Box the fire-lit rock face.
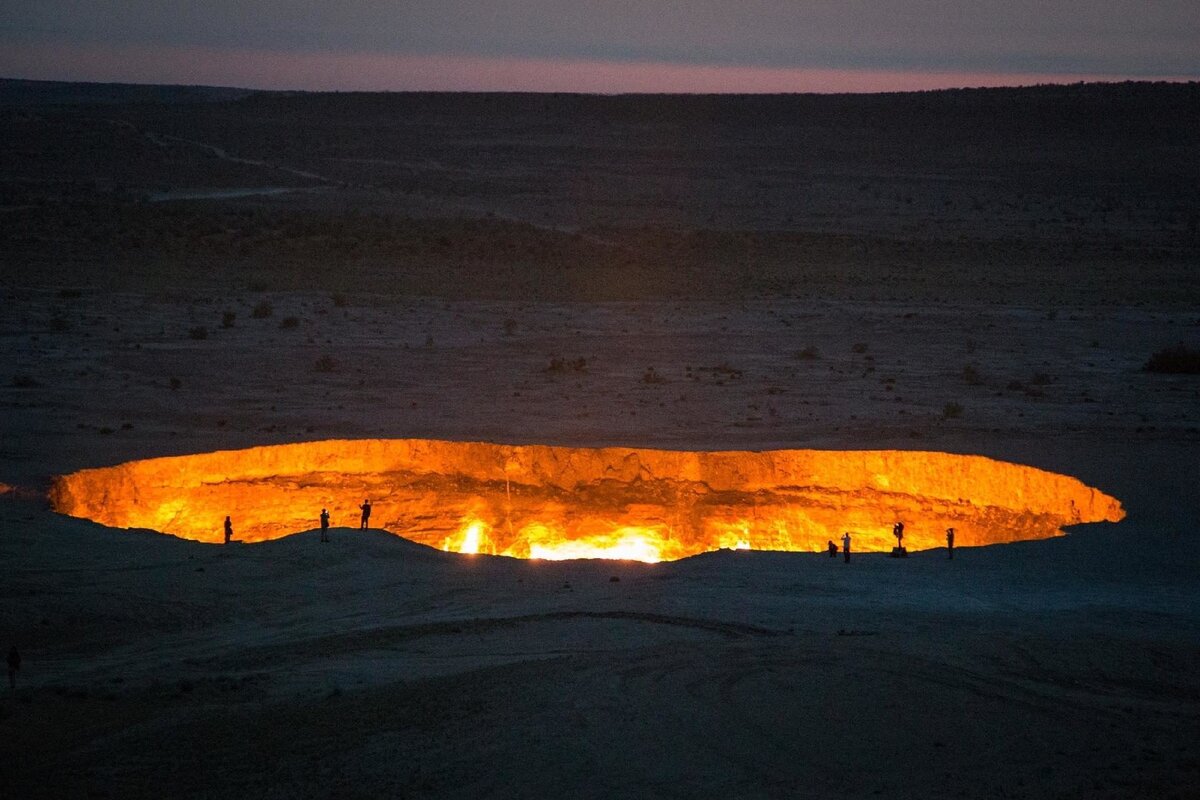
[49,439,1124,561]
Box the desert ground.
[1,80,1199,798]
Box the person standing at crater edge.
[893,521,905,551]
[359,499,372,530]
[223,515,234,544]
[946,527,955,559]
[320,508,331,542]
[841,531,851,563]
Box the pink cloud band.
[1,41,1192,93]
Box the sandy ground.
[2,291,1199,798]
[1,502,1197,798]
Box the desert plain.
[1,80,1199,798]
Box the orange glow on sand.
[49,439,1124,561]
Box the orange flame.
[48,439,1125,561]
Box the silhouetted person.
[893,521,905,550]
[946,527,955,560]
[223,515,234,544]
[320,508,330,543]
[7,646,19,689]
[827,540,838,558]
[359,499,371,530]
[841,531,851,563]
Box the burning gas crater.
[49,439,1124,562]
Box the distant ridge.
[1,75,1196,108]
[0,77,258,106]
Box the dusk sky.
[2,1,1198,92]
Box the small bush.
[331,293,348,308]
[188,326,208,340]
[961,365,983,385]
[1143,344,1200,374]
[851,342,869,354]
[794,346,820,360]
[545,357,587,374]
[942,402,964,419]
[314,355,338,373]
[279,316,300,330]
[251,301,273,319]
[49,317,70,332]
[503,318,518,337]
[221,311,236,328]
[12,374,40,388]
[169,377,182,390]
[642,367,665,384]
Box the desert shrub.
[188,326,208,340]
[279,316,300,329]
[503,318,518,337]
[545,357,587,374]
[942,402,964,419]
[642,367,665,384]
[1029,372,1053,386]
[57,288,82,299]
[11,374,40,388]
[851,342,869,354]
[169,377,182,390]
[331,293,348,308]
[221,311,236,328]
[314,355,338,373]
[962,365,983,385]
[251,301,273,319]
[49,317,70,332]
[705,364,743,379]
[1143,344,1200,374]
[794,346,820,360]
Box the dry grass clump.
[642,367,665,384]
[251,300,273,319]
[545,357,587,374]
[794,346,820,360]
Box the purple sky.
[2,1,1197,92]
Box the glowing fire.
[48,439,1125,561]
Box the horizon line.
[2,43,1197,95]
[5,73,1198,99]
